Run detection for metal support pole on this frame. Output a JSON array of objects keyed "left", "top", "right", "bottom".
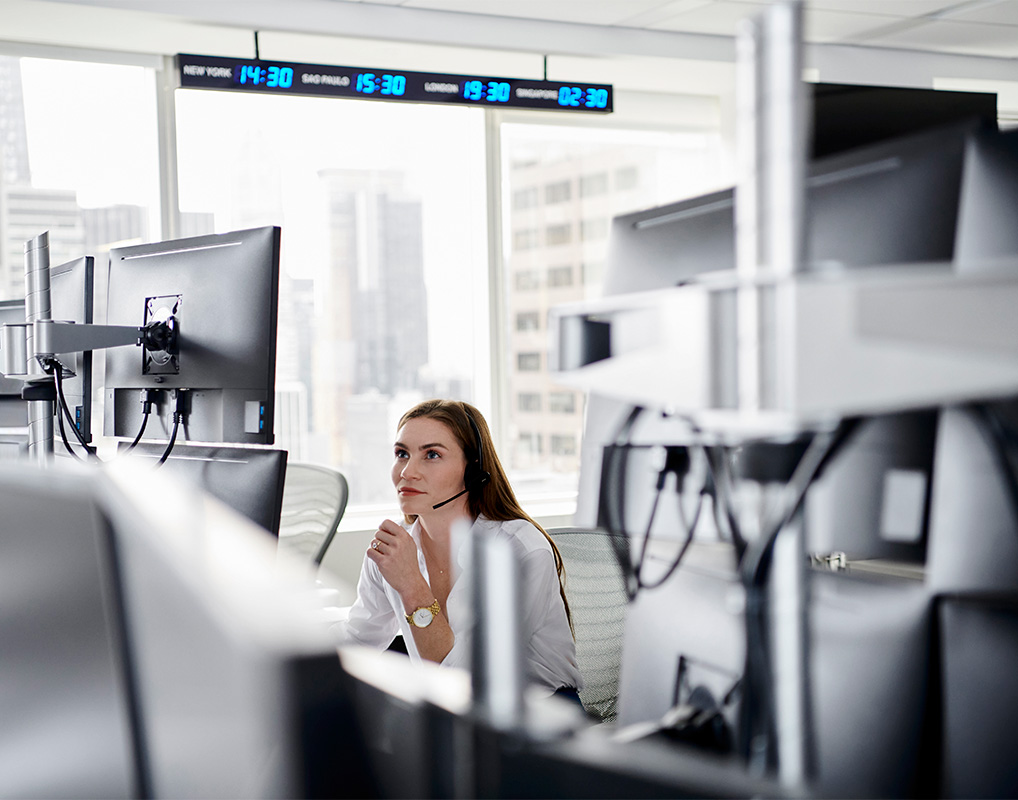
[
  {"left": 470, "top": 527, "right": 525, "bottom": 730},
  {"left": 735, "top": 1, "right": 811, "bottom": 788},
  {"left": 24, "top": 232, "right": 54, "bottom": 464}
]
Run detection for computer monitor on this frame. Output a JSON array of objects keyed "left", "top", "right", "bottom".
[
  {"left": 0, "top": 461, "right": 140, "bottom": 798},
  {"left": 0, "top": 458, "right": 365, "bottom": 798},
  {"left": 810, "top": 83, "right": 997, "bottom": 159},
  {"left": 50, "top": 255, "right": 94, "bottom": 445},
  {"left": 602, "top": 118, "right": 977, "bottom": 299},
  {"left": 953, "top": 127, "right": 1018, "bottom": 272},
  {"left": 0, "top": 300, "right": 28, "bottom": 429},
  {"left": 115, "top": 441, "right": 288, "bottom": 535},
  {"left": 101, "top": 461, "right": 357, "bottom": 798},
  {"left": 0, "top": 257, "right": 94, "bottom": 442},
  {"left": 103, "top": 226, "right": 280, "bottom": 446}
]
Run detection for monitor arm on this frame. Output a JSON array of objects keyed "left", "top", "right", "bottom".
[{"left": 0, "top": 317, "right": 178, "bottom": 379}]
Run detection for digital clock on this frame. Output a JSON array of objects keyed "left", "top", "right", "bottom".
[
  {"left": 354, "top": 72, "right": 407, "bottom": 96},
  {"left": 462, "top": 80, "right": 511, "bottom": 103},
  {"left": 557, "top": 86, "right": 610, "bottom": 109},
  {"left": 234, "top": 63, "right": 294, "bottom": 89},
  {"left": 178, "top": 54, "right": 612, "bottom": 114}
]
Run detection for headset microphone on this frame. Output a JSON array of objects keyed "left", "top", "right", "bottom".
[
  {"left": 431, "top": 409, "right": 491, "bottom": 510},
  {"left": 432, "top": 488, "right": 469, "bottom": 510}
]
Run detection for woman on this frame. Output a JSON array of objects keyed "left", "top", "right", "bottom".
[{"left": 333, "top": 399, "right": 581, "bottom": 697}]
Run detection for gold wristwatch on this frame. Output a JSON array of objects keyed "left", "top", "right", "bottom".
[{"left": 406, "top": 599, "right": 441, "bottom": 628}]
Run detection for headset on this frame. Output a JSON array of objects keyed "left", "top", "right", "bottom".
[
  {"left": 432, "top": 408, "right": 491, "bottom": 510},
  {"left": 464, "top": 409, "right": 492, "bottom": 494}
]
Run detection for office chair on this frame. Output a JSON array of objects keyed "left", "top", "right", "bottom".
[
  {"left": 548, "top": 527, "right": 628, "bottom": 724},
  {"left": 278, "top": 462, "right": 349, "bottom": 565}
]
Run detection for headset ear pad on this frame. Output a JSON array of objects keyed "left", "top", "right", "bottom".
[
  {"left": 464, "top": 412, "right": 492, "bottom": 495},
  {"left": 464, "top": 460, "right": 491, "bottom": 493}
]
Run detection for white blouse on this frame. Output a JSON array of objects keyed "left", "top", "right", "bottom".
[{"left": 332, "top": 515, "right": 582, "bottom": 695}]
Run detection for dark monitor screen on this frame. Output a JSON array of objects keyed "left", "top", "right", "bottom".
[
  {"left": 103, "top": 226, "right": 280, "bottom": 446},
  {"left": 810, "top": 82, "right": 997, "bottom": 159},
  {"left": 116, "top": 441, "right": 288, "bottom": 536},
  {"left": 603, "top": 120, "right": 976, "bottom": 297}
]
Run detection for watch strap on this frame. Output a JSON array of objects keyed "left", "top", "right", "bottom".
[{"left": 406, "top": 599, "right": 441, "bottom": 626}]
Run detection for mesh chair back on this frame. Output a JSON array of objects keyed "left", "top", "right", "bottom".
[
  {"left": 278, "top": 463, "right": 349, "bottom": 565},
  {"left": 549, "top": 527, "right": 628, "bottom": 723}
]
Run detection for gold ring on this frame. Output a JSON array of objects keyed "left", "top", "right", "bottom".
[{"left": 371, "top": 539, "right": 379, "bottom": 550}]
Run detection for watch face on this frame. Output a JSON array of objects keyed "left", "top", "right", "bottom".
[{"left": 412, "top": 607, "right": 434, "bottom": 628}]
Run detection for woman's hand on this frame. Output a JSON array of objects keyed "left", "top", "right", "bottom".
[{"left": 367, "top": 519, "right": 429, "bottom": 598}]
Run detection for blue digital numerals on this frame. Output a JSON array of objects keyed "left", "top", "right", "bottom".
[
  {"left": 557, "top": 86, "right": 609, "bottom": 109},
  {"left": 463, "top": 80, "right": 511, "bottom": 103},
  {"left": 235, "top": 64, "right": 294, "bottom": 89},
  {"left": 354, "top": 73, "right": 407, "bottom": 95}
]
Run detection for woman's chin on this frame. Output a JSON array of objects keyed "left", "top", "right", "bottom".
[{"left": 397, "top": 494, "right": 424, "bottom": 513}]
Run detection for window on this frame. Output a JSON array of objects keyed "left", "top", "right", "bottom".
[
  {"left": 544, "top": 179, "right": 571, "bottom": 204},
  {"left": 549, "top": 391, "right": 576, "bottom": 413},
  {"left": 501, "top": 122, "right": 725, "bottom": 504},
  {"left": 546, "top": 223, "right": 572, "bottom": 246},
  {"left": 615, "top": 165, "right": 639, "bottom": 191},
  {"left": 516, "top": 311, "right": 541, "bottom": 331},
  {"left": 517, "top": 352, "right": 542, "bottom": 371},
  {"left": 518, "top": 431, "right": 543, "bottom": 456},
  {"left": 580, "top": 172, "right": 609, "bottom": 197},
  {"left": 515, "top": 269, "right": 541, "bottom": 291},
  {"left": 513, "top": 186, "right": 538, "bottom": 210},
  {"left": 581, "top": 218, "right": 608, "bottom": 241},
  {"left": 512, "top": 228, "right": 539, "bottom": 251},
  {"left": 551, "top": 434, "right": 577, "bottom": 456},
  {"left": 518, "top": 392, "right": 541, "bottom": 412},
  {"left": 547, "top": 266, "right": 573, "bottom": 287},
  {"left": 176, "top": 90, "right": 488, "bottom": 506},
  {"left": 0, "top": 56, "right": 160, "bottom": 301}
]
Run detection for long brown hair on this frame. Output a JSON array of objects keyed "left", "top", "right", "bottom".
[{"left": 398, "top": 399, "right": 573, "bottom": 632}]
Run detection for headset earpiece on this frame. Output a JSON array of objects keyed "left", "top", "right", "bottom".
[{"left": 465, "top": 411, "right": 491, "bottom": 493}]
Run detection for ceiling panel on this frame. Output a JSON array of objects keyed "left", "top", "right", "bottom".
[
  {"left": 863, "top": 18, "right": 1018, "bottom": 59},
  {"left": 801, "top": 8, "right": 919, "bottom": 42},
  {"left": 399, "top": 0, "right": 676, "bottom": 26},
  {"left": 646, "top": 0, "right": 771, "bottom": 36},
  {"left": 30, "top": 0, "right": 1018, "bottom": 62},
  {"left": 804, "top": 0, "right": 960, "bottom": 17},
  {"left": 943, "top": 1, "right": 1018, "bottom": 25}
]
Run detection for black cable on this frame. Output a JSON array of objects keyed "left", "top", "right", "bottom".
[
  {"left": 54, "top": 382, "right": 85, "bottom": 462},
  {"left": 154, "top": 389, "right": 187, "bottom": 467},
  {"left": 740, "top": 420, "right": 860, "bottom": 589},
  {"left": 123, "top": 390, "right": 156, "bottom": 453},
  {"left": 633, "top": 446, "right": 707, "bottom": 592},
  {"left": 708, "top": 445, "right": 749, "bottom": 558},
  {"left": 968, "top": 403, "right": 1018, "bottom": 531},
  {"left": 598, "top": 406, "right": 646, "bottom": 599},
  {"left": 51, "top": 360, "right": 99, "bottom": 462},
  {"left": 734, "top": 418, "right": 859, "bottom": 768}
]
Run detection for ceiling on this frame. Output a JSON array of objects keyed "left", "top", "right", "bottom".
[
  {"left": 41, "top": 0, "right": 1018, "bottom": 61},
  {"left": 374, "top": 0, "right": 1018, "bottom": 59}
]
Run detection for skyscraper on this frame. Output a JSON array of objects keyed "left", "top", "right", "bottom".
[
  {"left": 316, "top": 169, "right": 428, "bottom": 495},
  {"left": 0, "top": 57, "right": 31, "bottom": 189}
]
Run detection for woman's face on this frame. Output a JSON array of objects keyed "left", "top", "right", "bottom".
[{"left": 392, "top": 416, "right": 468, "bottom": 515}]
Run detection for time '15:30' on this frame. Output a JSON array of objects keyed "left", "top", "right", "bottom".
[{"left": 354, "top": 73, "right": 407, "bottom": 95}]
